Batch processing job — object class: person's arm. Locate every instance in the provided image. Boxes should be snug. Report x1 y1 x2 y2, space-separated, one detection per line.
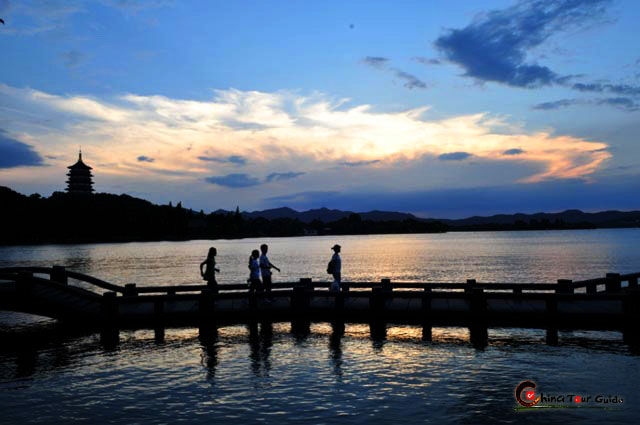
200 260 206 277
269 261 281 272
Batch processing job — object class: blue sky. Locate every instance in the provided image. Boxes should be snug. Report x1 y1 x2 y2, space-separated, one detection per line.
1 0 639 218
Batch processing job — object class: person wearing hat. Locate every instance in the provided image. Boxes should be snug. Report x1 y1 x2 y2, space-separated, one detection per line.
329 244 342 291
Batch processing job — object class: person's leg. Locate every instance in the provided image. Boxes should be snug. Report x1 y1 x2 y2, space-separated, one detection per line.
207 278 218 294
263 275 272 293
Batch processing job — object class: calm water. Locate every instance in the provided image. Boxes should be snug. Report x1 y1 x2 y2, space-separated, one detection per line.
1 229 639 424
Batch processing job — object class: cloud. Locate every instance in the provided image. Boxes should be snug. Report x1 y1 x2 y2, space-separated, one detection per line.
137 155 154 162
596 97 640 112
532 99 583 110
572 82 640 97
391 69 427 90
0 83 611 185
362 56 389 69
439 151 472 161
261 176 640 219
434 0 612 88
413 57 441 65
0 129 45 168
205 173 261 188
532 97 639 111
198 155 247 166
503 148 525 156
340 159 381 167
60 50 87 68
361 57 427 90
265 172 305 182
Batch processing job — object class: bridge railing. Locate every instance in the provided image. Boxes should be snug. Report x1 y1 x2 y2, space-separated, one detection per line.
0 266 638 297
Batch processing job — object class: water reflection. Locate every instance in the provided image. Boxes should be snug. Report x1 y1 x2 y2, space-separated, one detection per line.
329 321 344 381
199 327 218 381
247 321 273 379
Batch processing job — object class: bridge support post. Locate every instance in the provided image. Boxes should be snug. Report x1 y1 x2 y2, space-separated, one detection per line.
16 271 33 298
469 287 487 349
381 278 392 292
51 266 68 285
606 273 622 292
291 279 312 340
154 298 165 343
100 291 119 349
199 289 216 339
545 295 558 346
422 286 432 341
629 276 639 289
465 279 476 293
623 288 640 348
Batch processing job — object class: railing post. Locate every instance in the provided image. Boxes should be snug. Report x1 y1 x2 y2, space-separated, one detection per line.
371 284 384 313
341 282 350 292
154 298 165 343
124 283 138 297
465 279 476 293
199 288 215 337
557 279 573 294
606 273 622 292
381 278 392 292
51 266 68 285
629 276 638 288
586 282 598 294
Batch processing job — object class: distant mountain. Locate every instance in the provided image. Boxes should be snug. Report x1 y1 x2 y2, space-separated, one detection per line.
239 207 419 223
227 206 640 229
442 209 640 228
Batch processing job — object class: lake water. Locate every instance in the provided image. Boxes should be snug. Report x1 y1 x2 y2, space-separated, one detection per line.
1 229 639 424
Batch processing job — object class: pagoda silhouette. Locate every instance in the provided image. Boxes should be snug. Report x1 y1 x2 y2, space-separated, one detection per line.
66 150 95 194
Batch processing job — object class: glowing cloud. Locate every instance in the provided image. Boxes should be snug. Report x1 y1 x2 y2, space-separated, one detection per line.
0 84 610 187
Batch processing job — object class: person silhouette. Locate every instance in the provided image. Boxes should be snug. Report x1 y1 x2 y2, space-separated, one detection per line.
200 247 220 292
248 249 262 292
259 244 280 295
329 244 342 291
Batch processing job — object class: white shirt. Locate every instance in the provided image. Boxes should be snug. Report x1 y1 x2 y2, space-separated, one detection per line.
259 254 271 277
332 253 341 273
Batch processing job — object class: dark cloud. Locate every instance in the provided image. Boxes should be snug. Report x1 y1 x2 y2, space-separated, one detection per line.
0 130 44 169
362 56 390 69
503 148 525 155
532 98 582 110
341 159 381 167
265 172 305 182
532 97 639 111
198 155 247 166
392 69 427 89
262 176 640 219
413 57 441 65
596 97 640 112
60 50 87 68
439 152 472 161
573 82 640 97
434 0 612 88
137 155 155 162
205 173 260 188
362 56 427 90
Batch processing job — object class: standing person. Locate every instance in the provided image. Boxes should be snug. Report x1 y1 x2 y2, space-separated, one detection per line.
200 247 220 293
259 244 281 294
248 249 262 292
328 244 342 292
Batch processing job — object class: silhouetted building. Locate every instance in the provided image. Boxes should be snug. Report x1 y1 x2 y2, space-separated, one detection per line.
66 151 94 194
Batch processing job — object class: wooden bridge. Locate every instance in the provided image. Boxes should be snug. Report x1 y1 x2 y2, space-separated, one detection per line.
1 266 639 348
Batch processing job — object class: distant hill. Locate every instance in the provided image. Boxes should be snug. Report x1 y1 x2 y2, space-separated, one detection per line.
227 205 640 229
240 207 418 223
441 209 640 229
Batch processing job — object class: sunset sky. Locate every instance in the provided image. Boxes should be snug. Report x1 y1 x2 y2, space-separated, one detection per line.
1 0 639 218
